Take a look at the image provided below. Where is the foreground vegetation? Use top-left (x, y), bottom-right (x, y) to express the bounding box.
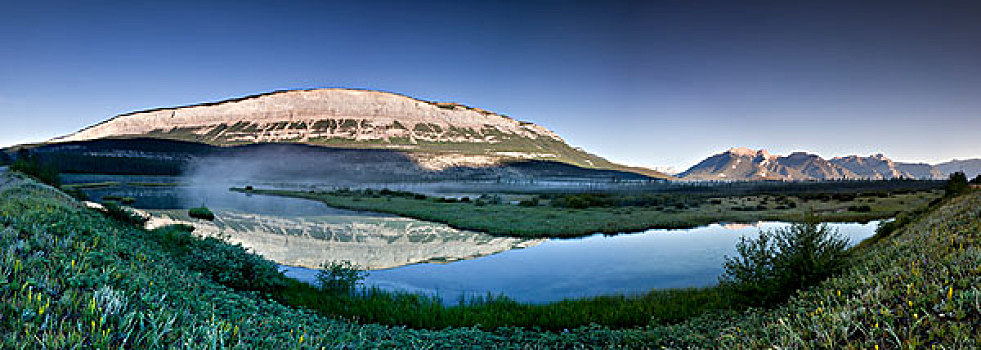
top-left (1, 170), bottom-right (977, 347)
top-left (237, 187), bottom-right (941, 238)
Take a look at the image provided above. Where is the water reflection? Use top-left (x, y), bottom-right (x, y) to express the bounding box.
top-left (145, 209), bottom-right (543, 270)
top-left (284, 221), bottom-right (880, 303)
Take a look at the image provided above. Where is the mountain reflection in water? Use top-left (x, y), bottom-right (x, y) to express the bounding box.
top-left (145, 209), bottom-right (543, 270)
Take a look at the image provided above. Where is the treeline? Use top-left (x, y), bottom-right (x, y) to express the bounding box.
top-left (9, 150), bottom-right (60, 186)
top-left (34, 153), bottom-right (186, 175)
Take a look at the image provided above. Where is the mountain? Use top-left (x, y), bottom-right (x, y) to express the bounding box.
top-left (935, 159), bottom-right (981, 178)
top-left (829, 154), bottom-right (942, 180)
top-left (678, 147), bottom-right (851, 180)
top-left (680, 148), bottom-right (944, 181)
top-left (50, 88), bottom-right (666, 178)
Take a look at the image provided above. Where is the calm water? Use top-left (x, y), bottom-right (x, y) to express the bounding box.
top-left (67, 174), bottom-right (880, 304)
top-left (283, 221), bottom-right (879, 303)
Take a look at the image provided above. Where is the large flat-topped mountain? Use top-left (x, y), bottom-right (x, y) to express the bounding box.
top-left (57, 89), bottom-right (559, 145)
top-left (680, 147), bottom-right (945, 181)
top-left (52, 88), bottom-right (662, 177)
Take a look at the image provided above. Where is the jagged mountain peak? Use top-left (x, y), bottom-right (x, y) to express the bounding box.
top-left (724, 147), bottom-right (772, 158)
top-left (682, 148), bottom-right (944, 181)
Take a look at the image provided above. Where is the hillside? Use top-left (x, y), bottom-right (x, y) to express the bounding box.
top-left (681, 147), bottom-right (946, 181)
top-left (48, 88), bottom-right (666, 178)
top-left (1, 168), bottom-right (977, 347)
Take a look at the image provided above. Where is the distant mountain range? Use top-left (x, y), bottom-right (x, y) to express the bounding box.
top-left (679, 147), bottom-right (976, 181)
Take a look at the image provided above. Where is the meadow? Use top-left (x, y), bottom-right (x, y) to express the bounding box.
top-left (236, 187), bottom-right (942, 238)
top-left (1, 170), bottom-right (977, 348)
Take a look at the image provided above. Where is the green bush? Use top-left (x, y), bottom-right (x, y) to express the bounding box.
top-left (188, 206), bottom-right (215, 220)
top-left (720, 220), bottom-right (851, 307)
top-left (101, 201), bottom-right (148, 226)
top-left (316, 260), bottom-right (368, 294)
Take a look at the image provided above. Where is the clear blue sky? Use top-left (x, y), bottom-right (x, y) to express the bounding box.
top-left (2, 0), bottom-right (979, 170)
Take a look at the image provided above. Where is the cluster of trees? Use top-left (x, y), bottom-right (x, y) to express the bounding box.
top-left (9, 150), bottom-right (60, 187)
top-left (944, 172), bottom-right (978, 197)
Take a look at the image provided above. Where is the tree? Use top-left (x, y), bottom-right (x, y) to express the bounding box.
top-left (720, 219), bottom-right (851, 307)
top-left (970, 174), bottom-right (981, 185)
top-left (944, 172), bottom-right (970, 197)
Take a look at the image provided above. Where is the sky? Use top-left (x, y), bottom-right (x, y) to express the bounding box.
top-left (1, 0), bottom-right (980, 171)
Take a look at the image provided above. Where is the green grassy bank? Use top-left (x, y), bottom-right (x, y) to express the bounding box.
top-left (235, 187), bottom-right (940, 238)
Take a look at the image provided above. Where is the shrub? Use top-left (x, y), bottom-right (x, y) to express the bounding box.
top-left (720, 220), bottom-right (851, 307)
top-left (317, 261), bottom-right (368, 294)
top-left (101, 201), bottom-right (148, 226)
top-left (188, 206), bottom-right (215, 221)
top-left (971, 175), bottom-right (981, 185)
top-left (847, 205), bottom-right (872, 212)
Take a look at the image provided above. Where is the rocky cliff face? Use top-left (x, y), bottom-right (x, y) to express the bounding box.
top-left (52, 88), bottom-right (660, 176)
top-left (680, 148), bottom-right (944, 181)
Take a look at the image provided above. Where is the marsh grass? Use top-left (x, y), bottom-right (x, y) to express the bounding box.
top-left (278, 281), bottom-right (732, 330)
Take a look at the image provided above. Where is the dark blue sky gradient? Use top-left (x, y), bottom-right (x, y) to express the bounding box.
top-left (1, 0), bottom-right (979, 169)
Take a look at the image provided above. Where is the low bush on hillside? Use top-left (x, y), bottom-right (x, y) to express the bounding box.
top-left (148, 224), bottom-right (286, 293)
top-left (100, 201), bottom-right (148, 226)
top-left (720, 220), bottom-right (850, 307)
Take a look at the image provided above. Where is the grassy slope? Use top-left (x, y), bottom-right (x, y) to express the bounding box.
top-left (1, 171), bottom-right (977, 348)
top-left (661, 191), bottom-right (981, 348)
top-left (237, 189), bottom-right (940, 238)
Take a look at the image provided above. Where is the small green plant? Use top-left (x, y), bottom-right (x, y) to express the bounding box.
top-left (317, 260), bottom-right (367, 294)
top-left (188, 206), bottom-right (215, 221)
top-left (720, 219), bottom-right (850, 307)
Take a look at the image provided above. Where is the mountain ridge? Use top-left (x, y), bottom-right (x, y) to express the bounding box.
top-left (680, 147), bottom-right (949, 181)
top-left (49, 88), bottom-right (667, 178)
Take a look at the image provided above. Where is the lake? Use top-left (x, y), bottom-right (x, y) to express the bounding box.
top-left (66, 174), bottom-right (880, 304)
